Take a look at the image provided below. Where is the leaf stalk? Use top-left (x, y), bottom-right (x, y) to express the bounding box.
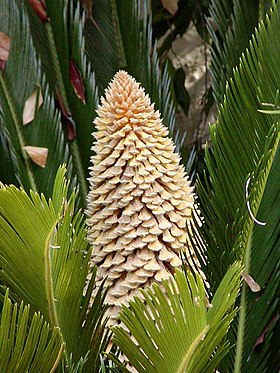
top-left (45, 222), bottom-right (69, 367)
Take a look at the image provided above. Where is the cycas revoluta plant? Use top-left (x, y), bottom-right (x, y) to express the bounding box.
top-left (0, 0), bottom-right (279, 372)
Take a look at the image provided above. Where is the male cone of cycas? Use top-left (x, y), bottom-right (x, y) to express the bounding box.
top-left (87, 71), bottom-right (194, 325)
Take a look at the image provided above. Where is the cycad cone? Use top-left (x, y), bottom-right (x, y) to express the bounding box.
top-left (87, 71), bottom-right (194, 325)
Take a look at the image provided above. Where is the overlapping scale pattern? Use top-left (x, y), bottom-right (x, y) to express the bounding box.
top-left (87, 71), bottom-right (194, 324)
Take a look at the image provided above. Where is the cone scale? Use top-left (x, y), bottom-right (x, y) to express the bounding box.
top-left (87, 71), bottom-right (193, 324)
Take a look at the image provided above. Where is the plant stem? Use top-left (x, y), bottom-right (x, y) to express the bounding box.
top-left (181, 325), bottom-right (210, 373)
top-left (45, 223), bottom-right (69, 367)
top-left (49, 341), bottom-right (64, 373)
top-left (233, 233), bottom-right (252, 373)
top-left (0, 73), bottom-right (38, 192)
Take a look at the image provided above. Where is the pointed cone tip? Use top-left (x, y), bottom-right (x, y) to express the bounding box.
top-left (113, 70), bottom-right (131, 80)
top-left (111, 70), bottom-right (138, 89)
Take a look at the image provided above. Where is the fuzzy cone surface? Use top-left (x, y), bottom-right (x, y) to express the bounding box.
top-left (87, 71), bottom-right (194, 324)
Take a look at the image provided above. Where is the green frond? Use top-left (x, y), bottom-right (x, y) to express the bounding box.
top-left (246, 146), bottom-right (280, 372)
top-left (191, 2), bottom-right (280, 371)
top-left (112, 263), bottom-right (242, 372)
top-left (233, 123), bottom-right (280, 372)
top-left (209, 0), bottom-right (260, 104)
top-left (0, 166), bottom-right (109, 369)
top-left (83, 0), bottom-right (125, 92)
top-left (195, 1), bottom-right (280, 286)
top-left (0, 289), bottom-right (63, 372)
top-left (67, 3), bottom-right (100, 175)
top-left (0, 0), bottom-right (74, 198)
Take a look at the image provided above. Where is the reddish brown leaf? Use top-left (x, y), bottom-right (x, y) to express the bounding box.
top-left (23, 146), bottom-right (48, 168)
top-left (55, 88), bottom-right (77, 141)
top-left (0, 32), bottom-right (10, 71)
top-left (28, 0), bottom-right (48, 23)
top-left (0, 60), bottom-right (6, 71)
top-left (254, 313), bottom-right (279, 350)
top-left (241, 272), bottom-right (261, 292)
top-left (55, 88), bottom-right (68, 117)
top-left (23, 87), bottom-right (43, 125)
top-left (63, 114), bottom-right (77, 141)
top-left (81, 0), bottom-right (93, 18)
top-left (70, 59), bottom-right (86, 103)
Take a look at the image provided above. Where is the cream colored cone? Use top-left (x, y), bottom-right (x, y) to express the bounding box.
top-left (86, 70), bottom-right (194, 325)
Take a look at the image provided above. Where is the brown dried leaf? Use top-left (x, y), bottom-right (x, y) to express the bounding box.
top-left (23, 87), bottom-right (43, 125)
top-left (0, 60), bottom-right (6, 71)
top-left (23, 146), bottom-right (48, 168)
top-left (81, 0), bottom-right (93, 19)
top-left (0, 32), bottom-right (10, 61)
top-left (0, 32), bottom-right (10, 71)
top-left (241, 272), bottom-right (261, 292)
top-left (70, 59), bottom-right (86, 103)
top-left (28, 0), bottom-right (48, 23)
top-left (205, 297), bottom-right (213, 309)
top-left (160, 0), bottom-right (178, 15)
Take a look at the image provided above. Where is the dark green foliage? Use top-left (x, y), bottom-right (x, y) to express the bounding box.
top-left (83, 0), bottom-right (125, 92)
top-left (241, 143), bottom-right (280, 371)
top-left (209, 0), bottom-right (260, 104)
top-left (0, 118), bottom-right (18, 186)
top-left (192, 1), bottom-right (280, 371)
